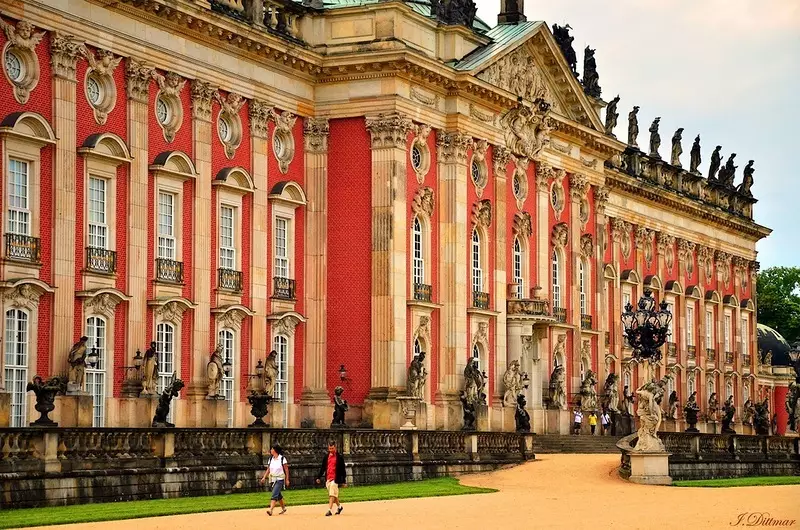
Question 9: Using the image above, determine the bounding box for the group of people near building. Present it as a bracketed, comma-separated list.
[572, 409, 613, 436]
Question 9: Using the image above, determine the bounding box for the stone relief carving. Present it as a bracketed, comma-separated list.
[551, 222, 568, 249]
[635, 227, 653, 268]
[190, 79, 217, 122]
[471, 199, 492, 228]
[51, 32, 85, 81]
[471, 139, 490, 197]
[472, 321, 489, 350]
[409, 86, 439, 107]
[492, 146, 513, 177]
[658, 233, 676, 273]
[477, 47, 554, 107]
[512, 156, 529, 209]
[269, 109, 298, 174]
[512, 211, 533, 239]
[550, 168, 566, 217]
[249, 99, 272, 139]
[217, 307, 248, 330]
[715, 250, 732, 285]
[272, 314, 301, 337]
[498, 100, 554, 161]
[84, 293, 119, 319]
[3, 284, 43, 312]
[410, 124, 432, 183]
[81, 47, 122, 124]
[413, 315, 432, 350]
[125, 58, 155, 104]
[436, 131, 472, 164]
[0, 20, 46, 103]
[303, 117, 330, 153]
[535, 161, 553, 192]
[156, 301, 189, 325]
[593, 186, 610, 214]
[678, 239, 696, 275]
[569, 173, 589, 202]
[366, 112, 413, 150]
[412, 187, 435, 218]
[469, 104, 496, 125]
[152, 71, 186, 142]
[215, 92, 246, 159]
[580, 233, 593, 258]
[698, 246, 713, 281]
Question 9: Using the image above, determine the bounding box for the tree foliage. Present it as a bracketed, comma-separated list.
[757, 266, 800, 343]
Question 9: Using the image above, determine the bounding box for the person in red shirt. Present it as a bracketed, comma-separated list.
[316, 440, 347, 516]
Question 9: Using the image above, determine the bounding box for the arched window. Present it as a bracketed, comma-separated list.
[5, 308, 29, 427]
[552, 250, 561, 308]
[513, 237, 523, 299]
[579, 260, 586, 315]
[688, 376, 695, 396]
[623, 371, 631, 389]
[414, 338, 422, 357]
[273, 334, 289, 403]
[218, 328, 235, 426]
[472, 343, 481, 371]
[413, 216, 424, 286]
[472, 229, 483, 294]
[580, 359, 586, 383]
[156, 322, 176, 424]
[726, 381, 733, 401]
[667, 376, 675, 398]
[86, 316, 107, 427]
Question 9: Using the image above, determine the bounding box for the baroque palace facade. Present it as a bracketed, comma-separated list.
[0, 0, 777, 432]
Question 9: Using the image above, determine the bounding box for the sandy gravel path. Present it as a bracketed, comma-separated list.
[24, 454, 799, 530]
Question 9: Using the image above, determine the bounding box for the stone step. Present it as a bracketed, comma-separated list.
[533, 435, 624, 454]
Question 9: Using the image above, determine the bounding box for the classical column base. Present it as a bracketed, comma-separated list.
[117, 396, 158, 427]
[55, 394, 93, 427]
[433, 392, 463, 431]
[545, 409, 571, 434]
[628, 451, 673, 486]
[299, 389, 332, 429]
[0, 392, 10, 427]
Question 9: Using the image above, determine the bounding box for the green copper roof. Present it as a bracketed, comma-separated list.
[453, 20, 542, 71]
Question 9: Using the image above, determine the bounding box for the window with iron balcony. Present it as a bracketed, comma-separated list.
[706, 348, 716, 362]
[472, 291, 489, 309]
[5, 159, 41, 264]
[554, 306, 567, 323]
[156, 191, 183, 283]
[86, 176, 116, 274]
[218, 205, 242, 292]
[580, 314, 592, 330]
[687, 345, 697, 359]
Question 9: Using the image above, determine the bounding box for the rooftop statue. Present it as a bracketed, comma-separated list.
[582, 46, 601, 98]
[552, 24, 578, 77]
[689, 135, 702, 174]
[627, 106, 640, 148]
[708, 145, 722, 181]
[737, 160, 755, 197]
[430, 0, 477, 28]
[648, 117, 661, 158]
[670, 128, 683, 167]
[604, 95, 620, 137]
[718, 153, 738, 188]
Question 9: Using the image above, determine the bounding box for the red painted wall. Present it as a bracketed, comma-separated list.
[327, 118, 371, 403]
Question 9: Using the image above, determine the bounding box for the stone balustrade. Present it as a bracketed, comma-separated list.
[0, 428, 534, 508]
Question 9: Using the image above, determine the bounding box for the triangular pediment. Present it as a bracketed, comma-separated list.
[463, 22, 603, 131]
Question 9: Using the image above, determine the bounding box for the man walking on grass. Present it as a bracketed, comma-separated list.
[316, 439, 347, 516]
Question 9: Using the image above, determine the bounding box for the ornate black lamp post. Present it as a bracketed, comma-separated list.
[222, 355, 233, 377]
[87, 347, 100, 369]
[620, 290, 672, 362]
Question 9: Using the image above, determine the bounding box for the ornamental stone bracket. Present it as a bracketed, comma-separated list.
[212, 303, 256, 331]
[267, 310, 307, 337]
[569, 172, 589, 202]
[512, 211, 533, 239]
[304, 117, 330, 153]
[492, 146, 513, 177]
[594, 186, 610, 215]
[0, 279, 55, 312]
[148, 297, 197, 325]
[76, 288, 132, 319]
[365, 112, 414, 150]
[412, 187, 435, 219]
[551, 222, 568, 249]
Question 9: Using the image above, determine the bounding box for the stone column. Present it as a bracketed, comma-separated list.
[569, 173, 588, 391]
[301, 117, 332, 426]
[50, 33, 84, 374]
[493, 147, 512, 415]
[249, 100, 271, 390]
[186, 80, 216, 426]
[594, 187, 610, 382]
[434, 131, 472, 430]
[364, 113, 413, 429]
[610, 218, 625, 376]
[125, 59, 155, 368]
[534, 162, 552, 306]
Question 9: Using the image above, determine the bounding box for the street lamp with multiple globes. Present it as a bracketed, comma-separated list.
[620, 290, 673, 363]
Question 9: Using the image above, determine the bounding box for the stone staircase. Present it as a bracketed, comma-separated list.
[533, 434, 624, 454]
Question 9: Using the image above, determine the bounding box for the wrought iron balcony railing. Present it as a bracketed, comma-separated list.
[472, 291, 489, 310]
[553, 306, 567, 323]
[5, 233, 41, 264]
[413, 283, 432, 303]
[706, 348, 716, 362]
[605, 332, 610, 347]
[507, 298, 549, 316]
[743, 353, 751, 366]
[725, 351, 734, 364]
[667, 342, 677, 358]
[687, 345, 697, 359]
[580, 314, 592, 330]
[86, 247, 116, 274]
[218, 268, 243, 292]
[155, 258, 184, 284]
[273, 276, 296, 300]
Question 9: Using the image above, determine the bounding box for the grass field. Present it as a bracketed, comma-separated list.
[673, 476, 800, 488]
[0, 477, 496, 529]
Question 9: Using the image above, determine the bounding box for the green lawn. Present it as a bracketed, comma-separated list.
[673, 476, 800, 488]
[0, 477, 496, 529]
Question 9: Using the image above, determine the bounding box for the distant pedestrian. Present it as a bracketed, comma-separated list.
[601, 411, 611, 435]
[316, 439, 347, 516]
[588, 412, 598, 435]
[259, 444, 289, 516]
[573, 409, 584, 435]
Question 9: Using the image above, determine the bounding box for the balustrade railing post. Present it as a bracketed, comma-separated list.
[467, 433, 478, 461]
[261, 431, 271, 463]
[691, 434, 700, 460]
[731, 435, 739, 461]
[410, 432, 419, 462]
[42, 430, 61, 473]
[342, 432, 351, 455]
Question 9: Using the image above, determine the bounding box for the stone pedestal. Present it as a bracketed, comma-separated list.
[706, 420, 719, 434]
[366, 398, 403, 430]
[628, 451, 672, 485]
[476, 404, 490, 431]
[397, 397, 427, 430]
[117, 396, 158, 427]
[495, 405, 516, 432]
[201, 398, 228, 427]
[55, 394, 93, 427]
[0, 392, 10, 427]
[299, 391, 333, 429]
[434, 393, 463, 430]
[545, 409, 570, 434]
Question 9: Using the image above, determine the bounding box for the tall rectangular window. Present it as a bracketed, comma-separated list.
[88, 176, 108, 249]
[741, 316, 748, 357]
[219, 329, 235, 427]
[552, 251, 561, 308]
[686, 305, 694, 347]
[273, 335, 289, 404]
[7, 159, 30, 236]
[275, 217, 289, 278]
[706, 310, 713, 349]
[4, 309, 29, 427]
[724, 314, 731, 351]
[157, 192, 175, 259]
[472, 230, 482, 294]
[156, 322, 175, 423]
[667, 302, 675, 340]
[579, 261, 586, 314]
[219, 206, 235, 270]
[413, 217, 424, 285]
[86, 316, 106, 427]
[513, 238, 523, 299]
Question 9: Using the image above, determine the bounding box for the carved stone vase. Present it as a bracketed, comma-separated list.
[248, 392, 271, 428]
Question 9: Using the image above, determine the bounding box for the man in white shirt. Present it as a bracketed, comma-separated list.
[573, 409, 584, 435]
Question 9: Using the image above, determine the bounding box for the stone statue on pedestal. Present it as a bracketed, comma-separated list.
[718, 153, 737, 188]
[463, 359, 486, 406]
[582, 46, 601, 98]
[515, 394, 531, 433]
[633, 379, 665, 452]
[331, 385, 348, 428]
[460, 390, 477, 431]
[263, 350, 279, 395]
[552, 24, 578, 77]
[627, 106, 640, 147]
[67, 336, 89, 393]
[206, 342, 224, 399]
[742, 399, 754, 426]
[648, 117, 661, 158]
[708, 146, 722, 181]
[737, 160, 755, 197]
[407, 351, 428, 400]
[603, 373, 619, 412]
[27, 375, 67, 427]
[753, 398, 770, 435]
[548, 364, 566, 410]
[684, 391, 700, 432]
[786, 382, 800, 432]
[503, 360, 525, 407]
[604, 95, 620, 136]
[141, 341, 158, 396]
[622, 385, 635, 416]
[721, 395, 736, 434]
[668, 391, 679, 420]
[708, 392, 718, 421]
[579, 370, 598, 411]
[152, 376, 184, 428]
[689, 135, 702, 174]
[670, 128, 683, 167]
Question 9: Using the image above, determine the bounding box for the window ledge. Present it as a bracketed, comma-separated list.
[82, 269, 117, 280]
[406, 299, 443, 310]
[1, 257, 43, 269]
[466, 307, 500, 317]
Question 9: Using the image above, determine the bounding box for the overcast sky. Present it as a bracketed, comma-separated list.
[475, 0, 799, 269]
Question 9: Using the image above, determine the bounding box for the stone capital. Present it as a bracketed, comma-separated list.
[569, 172, 589, 202]
[50, 32, 85, 81]
[304, 117, 330, 153]
[126, 58, 155, 103]
[436, 131, 472, 164]
[365, 113, 414, 150]
[191, 80, 218, 122]
[492, 146, 513, 177]
[535, 161, 553, 192]
[594, 186, 610, 213]
[249, 99, 273, 138]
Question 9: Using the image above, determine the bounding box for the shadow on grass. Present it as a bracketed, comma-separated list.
[673, 476, 800, 488]
[1, 477, 496, 529]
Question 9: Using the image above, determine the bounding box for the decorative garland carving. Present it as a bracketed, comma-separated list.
[190, 80, 217, 122]
[84, 293, 121, 319]
[304, 117, 330, 153]
[410, 86, 439, 107]
[366, 112, 413, 150]
[469, 104, 496, 125]
[471, 199, 492, 228]
[0, 19, 46, 103]
[512, 211, 532, 239]
[551, 222, 568, 249]
[156, 301, 189, 325]
[412, 187, 435, 218]
[436, 131, 472, 164]
[217, 307, 248, 330]
[3, 284, 44, 311]
[249, 99, 272, 139]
